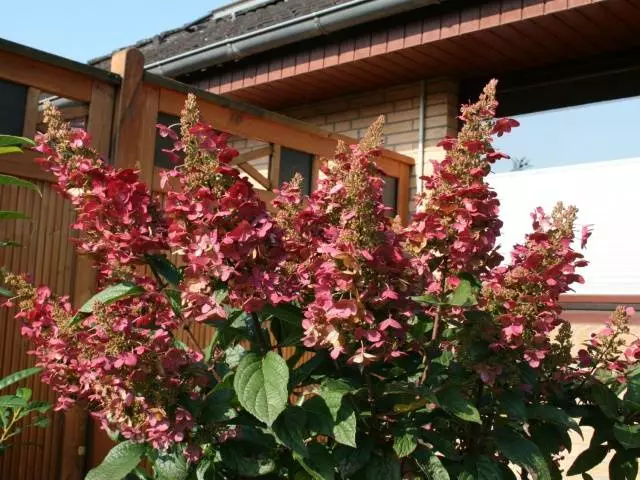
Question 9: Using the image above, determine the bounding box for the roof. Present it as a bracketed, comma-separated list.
[89, 0, 354, 70]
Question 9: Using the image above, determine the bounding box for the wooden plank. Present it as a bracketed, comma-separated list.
[395, 162, 410, 224]
[111, 49, 159, 183]
[269, 144, 281, 187]
[87, 82, 116, 156]
[156, 86, 413, 166]
[0, 49, 95, 102]
[38, 105, 90, 124]
[311, 155, 321, 190]
[22, 87, 41, 138]
[239, 162, 272, 190]
[0, 151, 55, 182]
[229, 145, 273, 166]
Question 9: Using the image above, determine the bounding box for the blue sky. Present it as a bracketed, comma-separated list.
[2, 0, 225, 62]
[493, 96, 640, 173]
[4, 0, 639, 169]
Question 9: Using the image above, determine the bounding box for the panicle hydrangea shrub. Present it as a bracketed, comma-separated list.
[2, 85, 638, 480]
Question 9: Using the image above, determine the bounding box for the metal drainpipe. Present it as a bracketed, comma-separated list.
[417, 79, 426, 195]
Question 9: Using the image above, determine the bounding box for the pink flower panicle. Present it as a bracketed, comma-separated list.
[483, 203, 588, 371]
[160, 94, 296, 316]
[277, 117, 413, 363]
[4, 273, 203, 452]
[576, 306, 639, 382]
[405, 80, 514, 296]
[35, 104, 167, 280]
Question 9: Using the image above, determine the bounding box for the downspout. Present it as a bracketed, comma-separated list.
[146, 0, 440, 77]
[417, 79, 426, 195]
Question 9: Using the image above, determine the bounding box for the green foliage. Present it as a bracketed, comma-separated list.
[85, 441, 147, 480]
[0, 367, 50, 454]
[71, 283, 146, 324]
[233, 351, 289, 426]
[0, 135, 40, 252]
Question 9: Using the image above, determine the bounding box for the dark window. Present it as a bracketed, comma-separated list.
[154, 112, 180, 168]
[279, 147, 313, 195]
[0, 79, 27, 136]
[382, 175, 398, 215]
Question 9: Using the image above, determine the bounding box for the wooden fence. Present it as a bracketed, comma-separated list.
[0, 38, 414, 480]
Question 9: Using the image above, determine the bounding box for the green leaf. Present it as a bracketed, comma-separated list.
[0, 395, 28, 408]
[494, 428, 550, 480]
[609, 450, 638, 480]
[272, 406, 309, 457]
[0, 211, 28, 220]
[0, 367, 42, 391]
[196, 459, 213, 480]
[334, 438, 373, 477]
[412, 294, 441, 305]
[153, 451, 188, 480]
[263, 303, 302, 325]
[528, 404, 581, 435]
[290, 351, 327, 389]
[220, 442, 277, 477]
[85, 441, 146, 480]
[15, 387, 31, 401]
[294, 443, 335, 480]
[624, 371, 640, 406]
[0, 241, 20, 248]
[233, 351, 289, 426]
[446, 278, 478, 307]
[613, 424, 640, 449]
[32, 416, 49, 428]
[393, 429, 418, 458]
[145, 254, 183, 286]
[414, 449, 450, 480]
[268, 304, 304, 347]
[499, 391, 526, 419]
[421, 431, 461, 460]
[365, 452, 401, 480]
[0, 135, 35, 148]
[590, 383, 620, 420]
[301, 396, 334, 437]
[164, 289, 183, 317]
[437, 389, 481, 424]
[201, 388, 236, 422]
[76, 283, 145, 316]
[0, 174, 40, 195]
[567, 445, 608, 476]
[0, 146, 23, 155]
[319, 379, 357, 447]
[476, 455, 503, 480]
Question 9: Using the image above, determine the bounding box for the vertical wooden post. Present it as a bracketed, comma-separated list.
[269, 144, 282, 190]
[310, 154, 321, 191]
[59, 80, 116, 480]
[397, 164, 410, 224]
[110, 48, 158, 181]
[22, 87, 40, 138]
